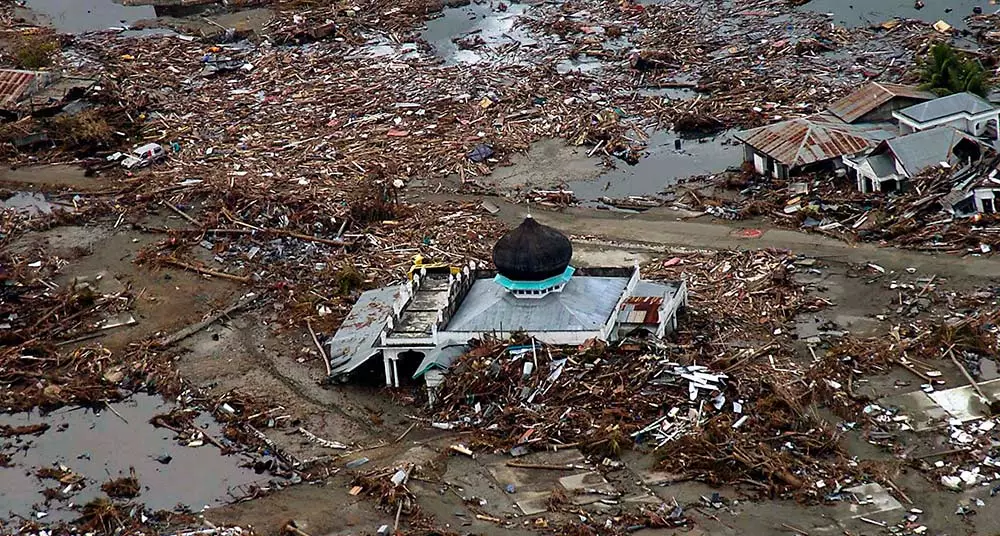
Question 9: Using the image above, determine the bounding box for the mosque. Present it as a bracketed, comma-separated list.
[326, 216, 687, 395]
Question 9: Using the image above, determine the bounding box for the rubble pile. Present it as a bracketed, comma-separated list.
[132, 199, 505, 330]
[4, 0, 1000, 533]
[701, 164, 1000, 254]
[3, 0, 945, 187]
[0, 249, 140, 410]
[427, 250, 879, 498]
[521, 0, 933, 133]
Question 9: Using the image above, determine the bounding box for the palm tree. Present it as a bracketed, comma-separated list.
[919, 43, 992, 97]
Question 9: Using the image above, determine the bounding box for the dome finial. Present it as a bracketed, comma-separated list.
[492, 217, 572, 281]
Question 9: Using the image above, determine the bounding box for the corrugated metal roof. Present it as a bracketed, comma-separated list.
[896, 92, 996, 123]
[735, 114, 894, 167]
[0, 70, 38, 108]
[618, 296, 662, 325]
[828, 82, 934, 123]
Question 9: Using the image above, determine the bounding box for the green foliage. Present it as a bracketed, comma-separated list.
[331, 264, 364, 296]
[11, 35, 60, 70]
[919, 43, 991, 97]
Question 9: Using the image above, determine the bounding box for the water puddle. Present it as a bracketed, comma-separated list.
[799, 0, 988, 29]
[566, 130, 740, 202]
[0, 394, 267, 523]
[421, 1, 533, 65]
[635, 86, 698, 100]
[352, 38, 423, 61]
[23, 0, 155, 33]
[1, 192, 58, 216]
[556, 56, 604, 75]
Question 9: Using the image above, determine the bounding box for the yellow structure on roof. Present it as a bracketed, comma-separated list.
[407, 255, 460, 280]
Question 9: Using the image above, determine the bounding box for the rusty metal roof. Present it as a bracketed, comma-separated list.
[828, 82, 935, 123]
[734, 114, 895, 168]
[618, 296, 662, 325]
[0, 69, 39, 108]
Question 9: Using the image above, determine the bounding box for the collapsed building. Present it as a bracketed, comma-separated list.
[942, 154, 1000, 216]
[826, 82, 935, 125]
[325, 216, 687, 400]
[736, 83, 1000, 214]
[0, 69, 96, 120]
[844, 126, 985, 193]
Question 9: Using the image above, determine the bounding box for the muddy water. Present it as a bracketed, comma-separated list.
[1, 192, 57, 215]
[800, 0, 991, 29]
[23, 0, 155, 33]
[0, 394, 266, 522]
[566, 130, 740, 202]
[421, 1, 533, 65]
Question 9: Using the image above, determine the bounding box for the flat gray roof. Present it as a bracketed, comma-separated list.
[632, 280, 682, 298]
[390, 276, 451, 339]
[896, 92, 995, 123]
[884, 126, 979, 177]
[444, 276, 630, 333]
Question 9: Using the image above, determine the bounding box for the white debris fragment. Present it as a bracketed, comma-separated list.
[941, 475, 962, 489]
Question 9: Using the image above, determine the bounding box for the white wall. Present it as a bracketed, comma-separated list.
[975, 189, 999, 212]
[895, 111, 998, 136]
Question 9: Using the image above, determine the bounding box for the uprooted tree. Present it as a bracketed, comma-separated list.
[919, 43, 992, 97]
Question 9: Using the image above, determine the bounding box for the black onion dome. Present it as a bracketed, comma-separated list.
[492, 216, 572, 281]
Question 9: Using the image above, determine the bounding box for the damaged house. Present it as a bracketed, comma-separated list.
[942, 155, 1000, 216]
[0, 69, 96, 119]
[843, 126, 986, 193]
[827, 82, 935, 125]
[325, 217, 687, 401]
[734, 113, 895, 179]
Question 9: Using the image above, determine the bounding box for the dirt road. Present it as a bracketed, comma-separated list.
[423, 194, 1000, 282]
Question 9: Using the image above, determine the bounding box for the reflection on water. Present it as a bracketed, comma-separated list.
[799, 0, 992, 29]
[0, 394, 265, 522]
[567, 130, 740, 202]
[24, 0, 155, 33]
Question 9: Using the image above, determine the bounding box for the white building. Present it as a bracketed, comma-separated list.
[892, 92, 1000, 139]
[325, 217, 687, 398]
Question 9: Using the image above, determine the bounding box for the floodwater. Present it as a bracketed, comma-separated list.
[22, 0, 155, 33]
[566, 130, 741, 202]
[1, 192, 57, 216]
[800, 0, 994, 29]
[421, 1, 533, 65]
[0, 394, 266, 522]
